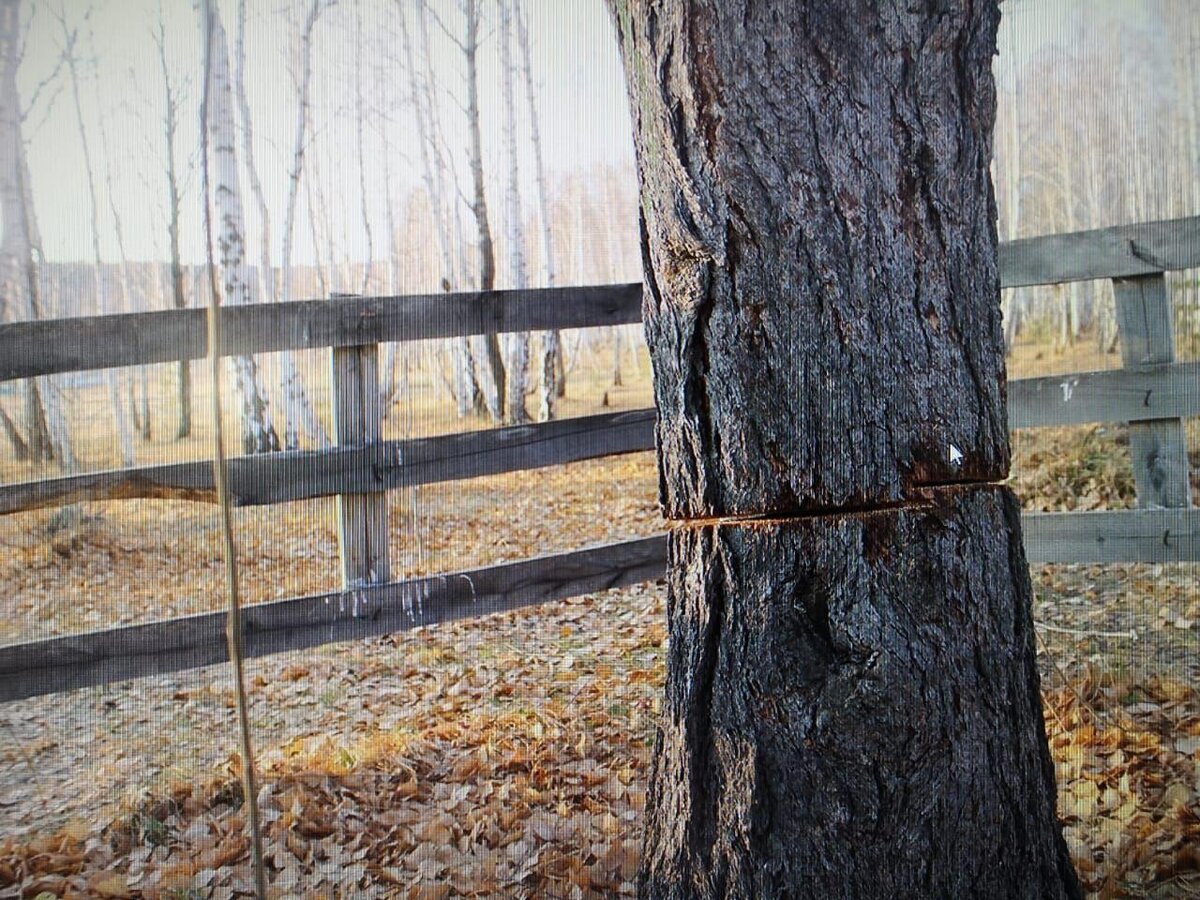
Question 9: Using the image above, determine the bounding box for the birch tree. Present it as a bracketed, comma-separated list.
[497, 0, 530, 425]
[513, 0, 561, 419]
[612, 1, 1081, 894]
[199, 0, 280, 454]
[56, 5, 135, 466]
[305, 142, 331, 297]
[378, 109, 402, 411]
[0, 0, 38, 461]
[152, 7, 193, 439]
[0, 0, 71, 466]
[998, 11, 1025, 349]
[353, 0, 373, 296]
[400, 0, 482, 418]
[462, 0, 506, 422]
[91, 31, 151, 442]
[235, 0, 329, 450]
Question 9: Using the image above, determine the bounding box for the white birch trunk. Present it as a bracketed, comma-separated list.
[462, 0, 506, 422]
[0, 2, 72, 466]
[454, 197, 487, 415]
[305, 152, 330, 297]
[1171, 8, 1200, 342]
[513, 0, 561, 420]
[498, 0, 530, 425]
[236, 0, 326, 451]
[153, 12, 193, 439]
[262, 0, 329, 450]
[93, 61, 152, 444]
[415, 0, 482, 415]
[1061, 142, 1081, 347]
[1000, 54, 1024, 349]
[200, 1, 280, 454]
[354, 1, 373, 296]
[405, 1, 482, 418]
[380, 124, 401, 416]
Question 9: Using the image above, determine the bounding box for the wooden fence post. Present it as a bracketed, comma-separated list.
[330, 295, 391, 586]
[1112, 273, 1193, 508]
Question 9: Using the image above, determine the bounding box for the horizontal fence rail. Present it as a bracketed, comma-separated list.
[0, 537, 669, 703]
[1022, 508, 1200, 566]
[0, 410, 658, 515]
[4, 505, 1199, 702]
[1008, 362, 1200, 429]
[0, 283, 644, 382]
[4, 360, 1198, 514]
[2, 216, 1198, 383]
[999, 215, 1200, 288]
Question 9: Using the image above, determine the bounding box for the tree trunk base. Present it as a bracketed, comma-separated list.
[639, 487, 1081, 900]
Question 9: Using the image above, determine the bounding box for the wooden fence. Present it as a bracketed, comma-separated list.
[1, 216, 1198, 703]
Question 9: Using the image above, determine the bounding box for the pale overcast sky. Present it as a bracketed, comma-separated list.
[19, 0, 635, 266]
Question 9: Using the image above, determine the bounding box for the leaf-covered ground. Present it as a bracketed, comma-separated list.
[1, 574, 1199, 899]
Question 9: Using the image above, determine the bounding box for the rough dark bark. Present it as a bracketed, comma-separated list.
[640, 489, 1079, 898]
[614, 0, 1009, 520]
[610, 1, 1081, 897]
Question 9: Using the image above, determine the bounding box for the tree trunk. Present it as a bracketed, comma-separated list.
[22, 380, 49, 462]
[463, 0, 506, 423]
[645, 490, 1079, 898]
[402, 0, 483, 419]
[498, 0, 530, 425]
[513, 0, 562, 420]
[353, 1, 373, 297]
[306, 150, 331, 298]
[452, 199, 487, 416]
[610, 2, 1081, 896]
[999, 37, 1024, 351]
[59, 14, 127, 468]
[1, 0, 70, 467]
[263, 0, 329, 451]
[200, 1, 280, 454]
[611, 326, 623, 387]
[154, 12, 193, 439]
[92, 51, 151, 446]
[380, 128, 401, 417]
[0, 399, 26, 459]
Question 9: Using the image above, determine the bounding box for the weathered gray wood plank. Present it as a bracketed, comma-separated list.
[359, 348, 390, 583]
[0, 283, 645, 381]
[2, 506, 1196, 701]
[1112, 274, 1192, 509]
[0, 535, 668, 702]
[333, 344, 372, 583]
[1007, 362, 1200, 429]
[1000, 216, 1200, 288]
[331, 339, 390, 585]
[3, 216, 1198, 382]
[0, 409, 658, 515]
[1022, 508, 1200, 564]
